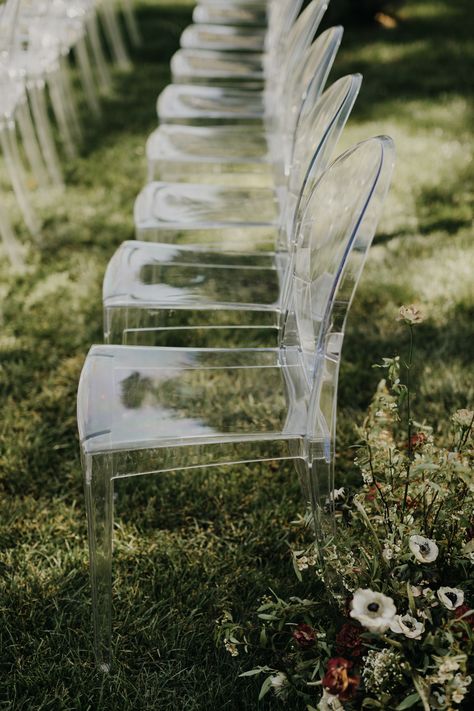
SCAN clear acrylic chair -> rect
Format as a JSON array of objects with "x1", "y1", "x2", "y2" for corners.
[
  {"x1": 78, "y1": 136, "x2": 395, "y2": 671},
  {"x1": 0, "y1": 69, "x2": 41, "y2": 238},
  {"x1": 104, "y1": 74, "x2": 362, "y2": 345},
  {"x1": 104, "y1": 74, "x2": 361, "y2": 345},
  {"x1": 148, "y1": 24, "x2": 340, "y2": 199},
  {"x1": 136, "y1": 28, "x2": 343, "y2": 247},
  {"x1": 157, "y1": 1, "x2": 326, "y2": 125},
  {"x1": 170, "y1": 0, "x2": 303, "y2": 87}
]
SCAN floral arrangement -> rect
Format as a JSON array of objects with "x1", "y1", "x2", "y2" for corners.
[{"x1": 217, "y1": 307, "x2": 474, "y2": 710}]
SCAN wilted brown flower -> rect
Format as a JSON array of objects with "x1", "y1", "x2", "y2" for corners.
[
  {"x1": 396, "y1": 304, "x2": 424, "y2": 325},
  {"x1": 292, "y1": 623, "x2": 316, "y2": 649},
  {"x1": 323, "y1": 657, "x2": 359, "y2": 700}
]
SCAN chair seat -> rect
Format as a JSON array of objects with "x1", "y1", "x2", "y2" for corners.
[
  {"x1": 157, "y1": 84, "x2": 265, "y2": 123},
  {"x1": 146, "y1": 124, "x2": 270, "y2": 177},
  {"x1": 78, "y1": 345, "x2": 307, "y2": 455},
  {"x1": 103, "y1": 240, "x2": 280, "y2": 309},
  {"x1": 193, "y1": 3, "x2": 267, "y2": 26},
  {"x1": 171, "y1": 49, "x2": 264, "y2": 83},
  {"x1": 134, "y1": 181, "x2": 279, "y2": 231},
  {"x1": 180, "y1": 24, "x2": 266, "y2": 52}
]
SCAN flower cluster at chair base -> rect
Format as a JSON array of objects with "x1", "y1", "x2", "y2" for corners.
[{"x1": 218, "y1": 309, "x2": 474, "y2": 710}]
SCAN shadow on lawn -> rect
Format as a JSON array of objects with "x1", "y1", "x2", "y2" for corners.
[{"x1": 327, "y1": 0, "x2": 472, "y2": 115}]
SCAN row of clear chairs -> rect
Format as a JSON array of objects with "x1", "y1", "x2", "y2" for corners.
[
  {"x1": 77, "y1": 0, "x2": 395, "y2": 670},
  {"x1": 0, "y1": 0, "x2": 140, "y2": 269}
]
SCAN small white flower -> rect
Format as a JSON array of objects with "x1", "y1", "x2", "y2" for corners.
[
  {"x1": 437, "y1": 586, "x2": 464, "y2": 610},
  {"x1": 383, "y1": 546, "x2": 394, "y2": 561},
  {"x1": 452, "y1": 409, "x2": 474, "y2": 428},
  {"x1": 270, "y1": 672, "x2": 288, "y2": 697},
  {"x1": 452, "y1": 689, "x2": 465, "y2": 704},
  {"x1": 390, "y1": 613, "x2": 425, "y2": 639},
  {"x1": 296, "y1": 555, "x2": 309, "y2": 571},
  {"x1": 224, "y1": 639, "x2": 239, "y2": 657},
  {"x1": 350, "y1": 588, "x2": 397, "y2": 633},
  {"x1": 362, "y1": 470, "x2": 373, "y2": 485},
  {"x1": 325, "y1": 487, "x2": 346, "y2": 506},
  {"x1": 318, "y1": 689, "x2": 344, "y2": 710},
  {"x1": 409, "y1": 535, "x2": 439, "y2": 563},
  {"x1": 435, "y1": 658, "x2": 460, "y2": 683},
  {"x1": 410, "y1": 585, "x2": 422, "y2": 597}
]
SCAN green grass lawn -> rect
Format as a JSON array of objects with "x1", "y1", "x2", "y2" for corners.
[{"x1": 0, "y1": 1, "x2": 473, "y2": 708}]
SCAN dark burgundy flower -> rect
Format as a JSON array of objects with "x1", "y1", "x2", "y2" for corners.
[
  {"x1": 292, "y1": 623, "x2": 316, "y2": 649},
  {"x1": 409, "y1": 432, "x2": 427, "y2": 449},
  {"x1": 322, "y1": 657, "x2": 359, "y2": 700},
  {"x1": 335, "y1": 623, "x2": 363, "y2": 658},
  {"x1": 365, "y1": 486, "x2": 377, "y2": 502},
  {"x1": 454, "y1": 604, "x2": 474, "y2": 629},
  {"x1": 465, "y1": 524, "x2": 474, "y2": 542}
]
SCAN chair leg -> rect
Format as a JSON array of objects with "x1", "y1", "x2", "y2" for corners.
[
  {"x1": 86, "y1": 13, "x2": 113, "y2": 93},
  {"x1": 58, "y1": 55, "x2": 83, "y2": 143},
  {"x1": 121, "y1": 0, "x2": 142, "y2": 48},
  {"x1": 0, "y1": 200, "x2": 25, "y2": 270},
  {"x1": 99, "y1": 2, "x2": 132, "y2": 71},
  {"x1": 15, "y1": 100, "x2": 50, "y2": 189},
  {"x1": 27, "y1": 81, "x2": 64, "y2": 187},
  {"x1": 0, "y1": 122, "x2": 41, "y2": 239},
  {"x1": 47, "y1": 68, "x2": 78, "y2": 159},
  {"x1": 84, "y1": 454, "x2": 115, "y2": 672},
  {"x1": 74, "y1": 36, "x2": 101, "y2": 118}
]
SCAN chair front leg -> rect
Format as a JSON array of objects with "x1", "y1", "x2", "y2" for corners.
[{"x1": 84, "y1": 453, "x2": 115, "y2": 672}]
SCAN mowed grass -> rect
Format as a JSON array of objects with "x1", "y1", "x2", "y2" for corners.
[{"x1": 0, "y1": 0, "x2": 473, "y2": 708}]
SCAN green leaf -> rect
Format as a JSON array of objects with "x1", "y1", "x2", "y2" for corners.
[
  {"x1": 258, "y1": 676, "x2": 273, "y2": 701},
  {"x1": 362, "y1": 699, "x2": 384, "y2": 709},
  {"x1": 307, "y1": 706, "x2": 318, "y2": 711},
  {"x1": 239, "y1": 667, "x2": 271, "y2": 678},
  {"x1": 396, "y1": 692, "x2": 421, "y2": 709}
]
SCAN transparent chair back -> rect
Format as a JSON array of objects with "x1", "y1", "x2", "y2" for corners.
[
  {"x1": 269, "y1": 25, "x2": 343, "y2": 190},
  {"x1": 264, "y1": 0, "x2": 327, "y2": 119}
]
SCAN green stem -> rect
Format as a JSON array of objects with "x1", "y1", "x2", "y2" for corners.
[
  {"x1": 402, "y1": 325, "x2": 414, "y2": 515},
  {"x1": 459, "y1": 413, "x2": 474, "y2": 450}
]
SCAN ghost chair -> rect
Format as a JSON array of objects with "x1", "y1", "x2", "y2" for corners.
[
  {"x1": 136, "y1": 28, "x2": 344, "y2": 252},
  {"x1": 0, "y1": 70, "x2": 41, "y2": 238},
  {"x1": 157, "y1": 1, "x2": 326, "y2": 126},
  {"x1": 170, "y1": 0, "x2": 304, "y2": 87},
  {"x1": 105, "y1": 74, "x2": 362, "y2": 346},
  {"x1": 147, "y1": 24, "x2": 341, "y2": 190},
  {"x1": 77, "y1": 135, "x2": 395, "y2": 671}
]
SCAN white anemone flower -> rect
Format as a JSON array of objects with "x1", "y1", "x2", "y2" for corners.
[
  {"x1": 390, "y1": 613, "x2": 425, "y2": 639},
  {"x1": 437, "y1": 586, "x2": 464, "y2": 610},
  {"x1": 409, "y1": 535, "x2": 439, "y2": 563},
  {"x1": 270, "y1": 672, "x2": 288, "y2": 697},
  {"x1": 350, "y1": 588, "x2": 397, "y2": 633}
]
